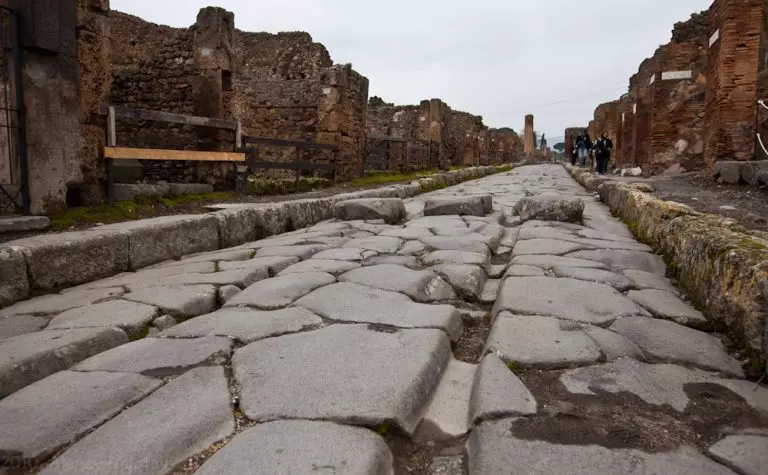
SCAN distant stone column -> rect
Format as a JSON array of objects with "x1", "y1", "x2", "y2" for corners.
[{"x1": 524, "y1": 114, "x2": 534, "y2": 156}]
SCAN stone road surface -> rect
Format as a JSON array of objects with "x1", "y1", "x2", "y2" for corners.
[{"x1": 1, "y1": 164, "x2": 767, "y2": 474}]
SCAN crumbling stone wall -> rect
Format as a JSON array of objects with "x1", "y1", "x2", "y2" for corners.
[{"x1": 524, "y1": 115, "x2": 535, "y2": 156}]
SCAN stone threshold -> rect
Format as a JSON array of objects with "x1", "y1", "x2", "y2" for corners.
[
  {"x1": 565, "y1": 164, "x2": 768, "y2": 369},
  {"x1": 0, "y1": 165, "x2": 517, "y2": 309}
]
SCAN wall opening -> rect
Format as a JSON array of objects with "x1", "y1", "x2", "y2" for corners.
[
  {"x1": 221, "y1": 70, "x2": 232, "y2": 92},
  {"x1": 65, "y1": 184, "x2": 83, "y2": 208}
]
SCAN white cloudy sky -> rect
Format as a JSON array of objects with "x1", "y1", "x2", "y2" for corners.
[{"x1": 112, "y1": 0, "x2": 711, "y2": 141}]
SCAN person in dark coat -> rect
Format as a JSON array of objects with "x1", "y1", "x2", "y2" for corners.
[
  {"x1": 576, "y1": 132, "x2": 592, "y2": 168},
  {"x1": 594, "y1": 134, "x2": 614, "y2": 174}
]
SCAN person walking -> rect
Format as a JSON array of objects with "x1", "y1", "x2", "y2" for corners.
[
  {"x1": 594, "y1": 134, "x2": 614, "y2": 174},
  {"x1": 576, "y1": 132, "x2": 592, "y2": 168}
]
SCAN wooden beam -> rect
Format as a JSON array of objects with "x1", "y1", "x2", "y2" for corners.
[
  {"x1": 98, "y1": 105, "x2": 238, "y2": 131},
  {"x1": 242, "y1": 135, "x2": 339, "y2": 150},
  {"x1": 104, "y1": 147, "x2": 245, "y2": 162}
]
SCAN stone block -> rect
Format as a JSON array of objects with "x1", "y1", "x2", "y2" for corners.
[
  {"x1": 3, "y1": 231, "x2": 129, "y2": 291},
  {"x1": 0, "y1": 246, "x2": 29, "y2": 307},
  {"x1": 423, "y1": 195, "x2": 493, "y2": 217},
  {"x1": 112, "y1": 183, "x2": 170, "y2": 201},
  {"x1": 283, "y1": 198, "x2": 334, "y2": 230},
  {"x1": 708, "y1": 435, "x2": 768, "y2": 475},
  {"x1": 333, "y1": 198, "x2": 406, "y2": 224},
  {"x1": 123, "y1": 284, "x2": 217, "y2": 319},
  {"x1": 339, "y1": 264, "x2": 455, "y2": 302},
  {"x1": 215, "y1": 208, "x2": 260, "y2": 248},
  {"x1": 513, "y1": 197, "x2": 585, "y2": 223},
  {"x1": 470, "y1": 354, "x2": 537, "y2": 423},
  {"x1": 225, "y1": 272, "x2": 335, "y2": 310},
  {"x1": 47, "y1": 299, "x2": 158, "y2": 337},
  {"x1": 714, "y1": 161, "x2": 745, "y2": 184},
  {"x1": 0, "y1": 216, "x2": 50, "y2": 233},
  {"x1": 0, "y1": 315, "x2": 47, "y2": 340}
]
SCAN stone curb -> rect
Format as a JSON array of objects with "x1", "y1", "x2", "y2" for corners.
[
  {"x1": 0, "y1": 165, "x2": 513, "y2": 307},
  {"x1": 564, "y1": 164, "x2": 768, "y2": 367}
]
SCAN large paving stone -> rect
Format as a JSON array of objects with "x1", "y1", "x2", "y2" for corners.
[
  {"x1": 623, "y1": 269, "x2": 679, "y2": 295},
  {"x1": 76, "y1": 261, "x2": 217, "y2": 290},
  {"x1": 407, "y1": 216, "x2": 467, "y2": 229},
  {"x1": 380, "y1": 227, "x2": 434, "y2": 240},
  {"x1": 0, "y1": 327, "x2": 128, "y2": 399},
  {"x1": 398, "y1": 240, "x2": 429, "y2": 255},
  {"x1": 339, "y1": 264, "x2": 455, "y2": 302},
  {"x1": 214, "y1": 207, "x2": 260, "y2": 248},
  {"x1": 581, "y1": 326, "x2": 646, "y2": 361},
  {"x1": 468, "y1": 419, "x2": 735, "y2": 475},
  {"x1": 123, "y1": 284, "x2": 217, "y2": 319},
  {"x1": 504, "y1": 265, "x2": 546, "y2": 277},
  {"x1": 125, "y1": 268, "x2": 268, "y2": 291},
  {"x1": 0, "y1": 314, "x2": 48, "y2": 340},
  {"x1": 225, "y1": 272, "x2": 335, "y2": 309},
  {"x1": 342, "y1": 236, "x2": 403, "y2": 253},
  {"x1": 568, "y1": 249, "x2": 667, "y2": 275},
  {"x1": 0, "y1": 246, "x2": 29, "y2": 307},
  {"x1": 513, "y1": 239, "x2": 587, "y2": 256},
  {"x1": 627, "y1": 289, "x2": 706, "y2": 326},
  {"x1": 42, "y1": 366, "x2": 234, "y2": 475},
  {"x1": 179, "y1": 248, "x2": 254, "y2": 264},
  {"x1": 510, "y1": 254, "x2": 607, "y2": 270},
  {"x1": 218, "y1": 255, "x2": 300, "y2": 275},
  {"x1": 196, "y1": 420, "x2": 393, "y2": 475},
  {"x1": 278, "y1": 258, "x2": 361, "y2": 276},
  {"x1": 470, "y1": 354, "x2": 537, "y2": 423},
  {"x1": 493, "y1": 277, "x2": 647, "y2": 325},
  {"x1": 420, "y1": 236, "x2": 491, "y2": 256},
  {"x1": 233, "y1": 325, "x2": 451, "y2": 434},
  {"x1": 0, "y1": 370, "x2": 161, "y2": 463},
  {"x1": 423, "y1": 195, "x2": 492, "y2": 217},
  {"x1": 74, "y1": 336, "x2": 232, "y2": 375},
  {"x1": 312, "y1": 247, "x2": 378, "y2": 261},
  {"x1": 296, "y1": 282, "x2": 462, "y2": 340},
  {"x1": 552, "y1": 266, "x2": 634, "y2": 291},
  {"x1": 513, "y1": 196, "x2": 585, "y2": 223},
  {"x1": 46, "y1": 299, "x2": 158, "y2": 337},
  {"x1": 334, "y1": 198, "x2": 406, "y2": 224},
  {"x1": 161, "y1": 307, "x2": 322, "y2": 343},
  {"x1": 609, "y1": 317, "x2": 743, "y2": 377},
  {"x1": 255, "y1": 244, "x2": 328, "y2": 260},
  {"x1": 423, "y1": 250, "x2": 488, "y2": 267},
  {"x1": 0, "y1": 287, "x2": 126, "y2": 317},
  {"x1": 430, "y1": 264, "x2": 486, "y2": 300},
  {"x1": 364, "y1": 254, "x2": 420, "y2": 268},
  {"x1": 3, "y1": 230, "x2": 129, "y2": 291},
  {"x1": 486, "y1": 313, "x2": 601, "y2": 368},
  {"x1": 417, "y1": 358, "x2": 475, "y2": 441},
  {"x1": 708, "y1": 435, "x2": 768, "y2": 475}
]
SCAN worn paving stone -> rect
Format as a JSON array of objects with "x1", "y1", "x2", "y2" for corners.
[
  {"x1": 196, "y1": 420, "x2": 393, "y2": 475},
  {"x1": 334, "y1": 198, "x2": 406, "y2": 224},
  {"x1": 1, "y1": 287, "x2": 125, "y2": 317},
  {"x1": 295, "y1": 282, "x2": 462, "y2": 340},
  {"x1": 407, "y1": 216, "x2": 467, "y2": 229},
  {"x1": 468, "y1": 419, "x2": 735, "y2": 475},
  {"x1": 312, "y1": 247, "x2": 378, "y2": 261},
  {"x1": 513, "y1": 239, "x2": 587, "y2": 256},
  {"x1": 399, "y1": 240, "x2": 429, "y2": 255},
  {"x1": 339, "y1": 264, "x2": 455, "y2": 302},
  {"x1": 518, "y1": 227, "x2": 651, "y2": 252},
  {"x1": 627, "y1": 289, "x2": 706, "y2": 326},
  {"x1": 42, "y1": 366, "x2": 234, "y2": 475},
  {"x1": 510, "y1": 254, "x2": 607, "y2": 270},
  {"x1": 342, "y1": 236, "x2": 403, "y2": 253},
  {"x1": 0, "y1": 370, "x2": 161, "y2": 463},
  {"x1": 480, "y1": 279, "x2": 500, "y2": 304},
  {"x1": 423, "y1": 195, "x2": 492, "y2": 217},
  {"x1": 380, "y1": 227, "x2": 434, "y2": 240},
  {"x1": 0, "y1": 315, "x2": 48, "y2": 340},
  {"x1": 429, "y1": 264, "x2": 486, "y2": 300},
  {"x1": 417, "y1": 358, "x2": 476, "y2": 441},
  {"x1": 470, "y1": 354, "x2": 537, "y2": 424},
  {"x1": 255, "y1": 244, "x2": 328, "y2": 260},
  {"x1": 234, "y1": 324, "x2": 451, "y2": 435},
  {"x1": 74, "y1": 337, "x2": 232, "y2": 375},
  {"x1": 521, "y1": 219, "x2": 585, "y2": 231},
  {"x1": 581, "y1": 326, "x2": 646, "y2": 361},
  {"x1": 623, "y1": 269, "x2": 679, "y2": 295},
  {"x1": 218, "y1": 285, "x2": 240, "y2": 302},
  {"x1": 79, "y1": 262, "x2": 217, "y2": 289},
  {"x1": 151, "y1": 314, "x2": 177, "y2": 330},
  {"x1": 422, "y1": 250, "x2": 489, "y2": 267},
  {"x1": 278, "y1": 259, "x2": 361, "y2": 276},
  {"x1": 486, "y1": 313, "x2": 601, "y2": 368},
  {"x1": 365, "y1": 255, "x2": 420, "y2": 268},
  {"x1": 0, "y1": 246, "x2": 29, "y2": 307},
  {"x1": 609, "y1": 317, "x2": 743, "y2": 377},
  {"x1": 494, "y1": 277, "x2": 647, "y2": 325},
  {"x1": 708, "y1": 435, "x2": 768, "y2": 475},
  {"x1": 123, "y1": 284, "x2": 217, "y2": 319},
  {"x1": 225, "y1": 272, "x2": 335, "y2": 310},
  {"x1": 576, "y1": 227, "x2": 636, "y2": 243},
  {"x1": 568, "y1": 249, "x2": 667, "y2": 275},
  {"x1": 218, "y1": 255, "x2": 300, "y2": 275},
  {"x1": 179, "y1": 248, "x2": 254, "y2": 264},
  {"x1": 552, "y1": 266, "x2": 634, "y2": 291},
  {"x1": 46, "y1": 299, "x2": 158, "y2": 337},
  {"x1": 513, "y1": 196, "x2": 585, "y2": 223},
  {"x1": 0, "y1": 327, "x2": 128, "y2": 399},
  {"x1": 161, "y1": 307, "x2": 323, "y2": 343},
  {"x1": 419, "y1": 236, "x2": 491, "y2": 256},
  {"x1": 518, "y1": 226, "x2": 577, "y2": 242},
  {"x1": 503, "y1": 265, "x2": 546, "y2": 277}
]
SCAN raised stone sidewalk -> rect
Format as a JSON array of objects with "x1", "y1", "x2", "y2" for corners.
[{"x1": 0, "y1": 164, "x2": 766, "y2": 474}]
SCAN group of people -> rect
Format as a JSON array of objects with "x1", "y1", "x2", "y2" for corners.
[{"x1": 571, "y1": 132, "x2": 614, "y2": 174}]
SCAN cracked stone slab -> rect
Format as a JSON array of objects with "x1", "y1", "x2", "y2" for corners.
[
  {"x1": 493, "y1": 277, "x2": 647, "y2": 325},
  {"x1": 0, "y1": 315, "x2": 48, "y2": 340},
  {"x1": 161, "y1": 307, "x2": 323, "y2": 343},
  {"x1": 504, "y1": 265, "x2": 546, "y2": 277},
  {"x1": 567, "y1": 249, "x2": 667, "y2": 275},
  {"x1": 0, "y1": 327, "x2": 128, "y2": 399},
  {"x1": 339, "y1": 264, "x2": 455, "y2": 301},
  {"x1": 312, "y1": 247, "x2": 378, "y2": 261},
  {"x1": 196, "y1": 420, "x2": 393, "y2": 475},
  {"x1": 417, "y1": 358, "x2": 476, "y2": 441},
  {"x1": 510, "y1": 254, "x2": 607, "y2": 270},
  {"x1": 225, "y1": 272, "x2": 335, "y2": 310},
  {"x1": 218, "y1": 255, "x2": 300, "y2": 275},
  {"x1": 46, "y1": 299, "x2": 158, "y2": 337},
  {"x1": 609, "y1": 317, "x2": 743, "y2": 377},
  {"x1": 123, "y1": 284, "x2": 217, "y2": 319},
  {"x1": 480, "y1": 279, "x2": 500, "y2": 304},
  {"x1": 470, "y1": 354, "x2": 537, "y2": 423},
  {"x1": 365, "y1": 255, "x2": 420, "y2": 268},
  {"x1": 179, "y1": 248, "x2": 254, "y2": 264},
  {"x1": 342, "y1": 236, "x2": 403, "y2": 253},
  {"x1": 623, "y1": 269, "x2": 679, "y2": 295},
  {"x1": 708, "y1": 435, "x2": 768, "y2": 475},
  {"x1": 124, "y1": 268, "x2": 269, "y2": 291},
  {"x1": 42, "y1": 366, "x2": 234, "y2": 475},
  {"x1": 429, "y1": 265, "x2": 486, "y2": 300},
  {"x1": 513, "y1": 239, "x2": 588, "y2": 256},
  {"x1": 255, "y1": 244, "x2": 329, "y2": 260},
  {"x1": 486, "y1": 313, "x2": 601, "y2": 368},
  {"x1": 333, "y1": 198, "x2": 406, "y2": 224},
  {"x1": 278, "y1": 258, "x2": 361, "y2": 276},
  {"x1": 80, "y1": 262, "x2": 217, "y2": 290},
  {"x1": 468, "y1": 419, "x2": 735, "y2": 475},
  {"x1": 73, "y1": 337, "x2": 232, "y2": 375},
  {"x1": 419, "y1": 236, "x2": 491, "y2": 256},
  {"x1": 581, "y1": 326, "x2": 646, "y2": 361},
  {"x1": 398, "y1": 240, "x2": 429, "y2": 256},
  {"x1": 552, "y1": 266, "x2": 634, "y2": 291},
  {"x1": 0, "y1": 370, "x2": 161, "y2": 463},
  {"x1": 234, "y1": 324, "x2": 451, "y2": 435},
  {"x1": 422, "y1": 250, "x2": 489, "y2": 267},
  {"x1": 295, "y1": 282, "x2": 462, "y2": 340},
  {"x1": 627, "y1": 289, "x2": 706, "y2": 326},
  {"x1": 1, "y1": 287, "x2": 125, "y2": 317},
  {"x1": 380, "y1": 227, "x2": 434, "y2": 240}
]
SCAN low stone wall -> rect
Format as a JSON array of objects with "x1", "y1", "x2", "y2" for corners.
[
  {"x1": 565, "y1": 164, "x2": 768, "y2": 367},
  {"x1": 0, "y1": 166, "x2": 508, "y2": 308}
]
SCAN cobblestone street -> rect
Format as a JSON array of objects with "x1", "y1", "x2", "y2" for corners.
[{"x1": 1, "y1": 165, "x2": 766, "y2": 474}]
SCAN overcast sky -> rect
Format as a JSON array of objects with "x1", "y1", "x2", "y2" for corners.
[{"x1": 112, "y1": 0, "x2": 711, "y2": 140}]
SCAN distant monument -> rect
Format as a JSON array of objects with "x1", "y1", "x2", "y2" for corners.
[{"x1": 540, "y1": 133, "x2": 547, "y2": 150}]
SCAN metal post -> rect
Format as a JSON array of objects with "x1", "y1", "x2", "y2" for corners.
[{"x1": 9, "y1": 10, "x2": 29, "y2": 214}]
